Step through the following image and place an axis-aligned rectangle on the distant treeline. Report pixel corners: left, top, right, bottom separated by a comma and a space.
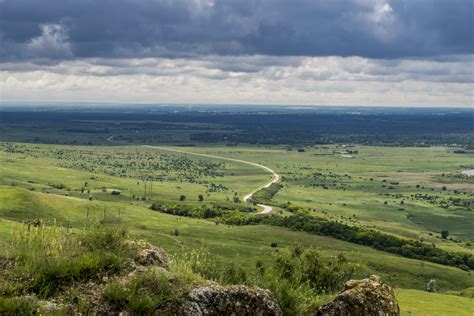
150, 203, 255, 219
252, 214, 473, 271
150, 203, 473, 271
2, 110, 473, 147
192, 132, 474, 147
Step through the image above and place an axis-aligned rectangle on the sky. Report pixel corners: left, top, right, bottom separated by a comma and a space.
0, 0, 473, 107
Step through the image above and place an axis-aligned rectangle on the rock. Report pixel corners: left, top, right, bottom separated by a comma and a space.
128, 240, 169, 269
183, 285, 282, 316
38, 300, 65, 314
426, 279, 437, 292
317, 275, 399, 316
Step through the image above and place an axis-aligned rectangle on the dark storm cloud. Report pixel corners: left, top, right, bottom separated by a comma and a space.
0, 0, 472, 62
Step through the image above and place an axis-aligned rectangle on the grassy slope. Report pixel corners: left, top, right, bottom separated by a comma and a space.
0, 145, 270, 208
0, 185, 472, 293
0, 143, 473, 313
395, 289, 474, 316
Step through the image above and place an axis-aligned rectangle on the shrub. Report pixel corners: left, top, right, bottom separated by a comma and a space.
459, 287, 474, 298
104, 268, 184, 313
0, 297, 39, 315
271, 247, 356, 294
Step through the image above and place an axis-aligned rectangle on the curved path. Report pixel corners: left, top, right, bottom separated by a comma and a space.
142, 145, 280, 214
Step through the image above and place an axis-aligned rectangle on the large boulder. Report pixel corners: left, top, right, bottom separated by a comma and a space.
317, 275, 399, 316
183, 285, 282, 316
128, 240, 169, 269
136, 246, 169, 268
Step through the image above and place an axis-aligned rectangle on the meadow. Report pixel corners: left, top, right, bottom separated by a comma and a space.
0, 142, 473, 314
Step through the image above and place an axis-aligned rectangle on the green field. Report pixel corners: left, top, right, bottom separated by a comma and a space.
396, 289, 474, 316
1, 142, 473, 314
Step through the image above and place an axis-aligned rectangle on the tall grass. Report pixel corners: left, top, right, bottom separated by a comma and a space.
104, 267, 186, 314
170, 244, 359, 314
4, 221, 129, 298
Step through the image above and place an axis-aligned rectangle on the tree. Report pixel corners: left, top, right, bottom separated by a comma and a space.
441, 230, 449, 239
198, 194, 204, 202
179, 195, 186, 201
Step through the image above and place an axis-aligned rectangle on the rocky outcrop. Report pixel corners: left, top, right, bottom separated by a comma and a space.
183, 285, 282, 316
128, 240, 169, 269
317, 275, 399, 316
136, 246, 169, 268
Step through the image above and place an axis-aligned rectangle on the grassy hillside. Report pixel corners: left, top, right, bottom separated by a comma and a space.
396, 289, 474, 316
0, 185, 472, 291
0, 142, 473, 314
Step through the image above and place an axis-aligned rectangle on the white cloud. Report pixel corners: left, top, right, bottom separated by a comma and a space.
0, 55, 472, 107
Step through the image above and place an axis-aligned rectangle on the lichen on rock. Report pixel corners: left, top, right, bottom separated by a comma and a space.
128, 240, 169, 269
183, 285, 282, 316
317, 275, 399, 316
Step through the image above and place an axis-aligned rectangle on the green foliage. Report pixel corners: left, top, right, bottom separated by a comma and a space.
5, 223, 129, 298
251, 183, 283, 203
0, 296, 39, 315
104, 268, 185, 313
270, 247, 357, 294
459, 287, 474, 298
220, 213, 474, 270
251, 247, 358, 314
150, 202, 255, 219
171, 245, 356, 314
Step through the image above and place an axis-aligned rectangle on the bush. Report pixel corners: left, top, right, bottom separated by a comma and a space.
104, 268, 185, 313
459, 287, 474, 298
172, 245, 356, 315
0, 297, 39, 315
272, 247, 356, 294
